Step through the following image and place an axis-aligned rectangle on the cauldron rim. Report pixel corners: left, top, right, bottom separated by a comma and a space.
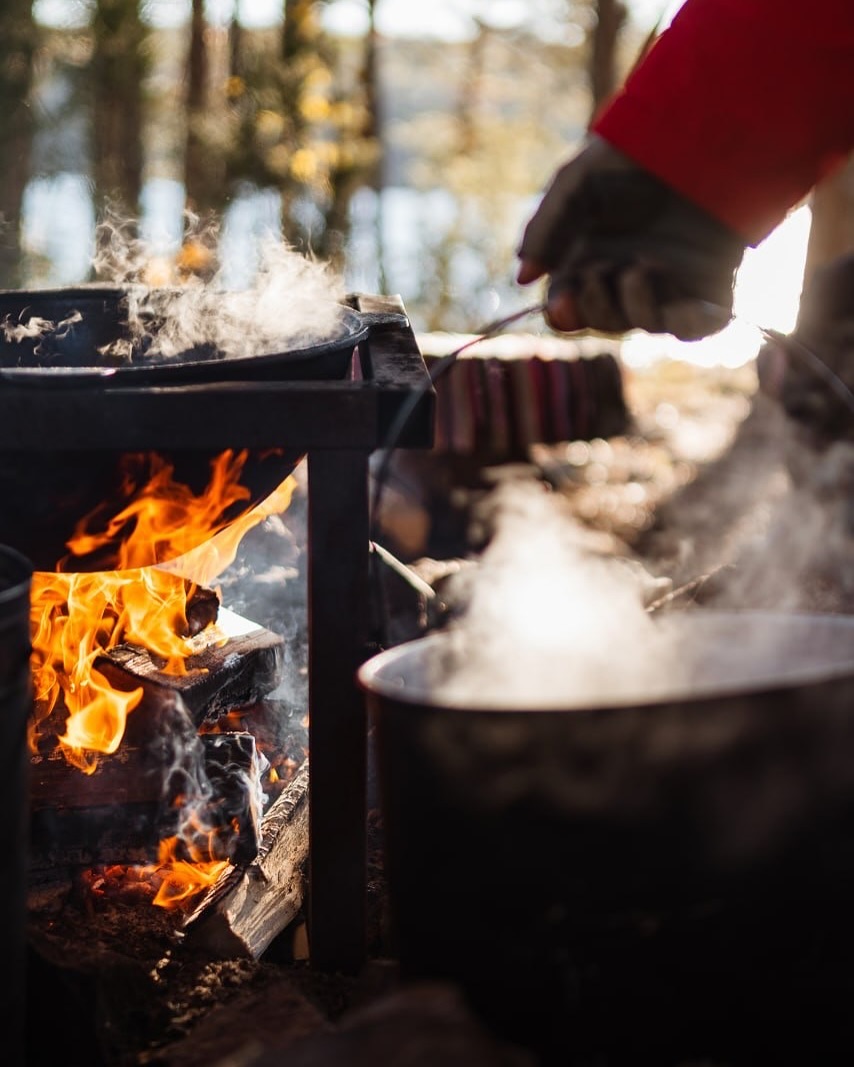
358, 609, 854, 713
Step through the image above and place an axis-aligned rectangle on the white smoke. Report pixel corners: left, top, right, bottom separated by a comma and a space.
431, 480, 690, 708
92, 211, 347, 361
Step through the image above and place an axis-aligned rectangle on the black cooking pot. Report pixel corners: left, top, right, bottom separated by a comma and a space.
359, 611, 854, 1065
0, 285, 391, 572
0, 284, 378, 384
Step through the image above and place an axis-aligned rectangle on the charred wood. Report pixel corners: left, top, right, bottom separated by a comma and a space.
185, 583, 221, 635
100, 625, 285, 727
181, 760, 310, 959
200, 733, 265, 867
30, 689, 264, 873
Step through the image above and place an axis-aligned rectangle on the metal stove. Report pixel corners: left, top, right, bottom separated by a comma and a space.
0, 292, 434, 974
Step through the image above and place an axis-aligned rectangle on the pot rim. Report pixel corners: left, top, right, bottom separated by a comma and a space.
0, 292, 379, 385
357, 609, 854, 713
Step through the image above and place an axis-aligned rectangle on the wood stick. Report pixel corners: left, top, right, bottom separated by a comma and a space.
100, 626, 284, 727
181, 760, 310, 959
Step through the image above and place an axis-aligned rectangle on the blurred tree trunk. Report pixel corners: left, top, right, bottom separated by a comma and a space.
421, 19, 489, 330
229, 11, 244, 80
363, 0, 383, 252
185, 0, 214, 214
279, 0, 312, 239
0, 0, 37, 288
802, 154, 854, 287
589, 0, 627, 119
91, 0, 148, 223
317, 0, 383, 274
275, 0, 370, 267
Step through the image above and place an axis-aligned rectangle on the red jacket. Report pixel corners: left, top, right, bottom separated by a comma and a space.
592, 0, 854, 245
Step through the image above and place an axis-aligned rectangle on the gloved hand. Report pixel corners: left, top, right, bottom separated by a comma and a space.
517, 134, 748, 341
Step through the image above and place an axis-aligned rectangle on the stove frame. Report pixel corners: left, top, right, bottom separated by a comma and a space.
0, 292, 434, 974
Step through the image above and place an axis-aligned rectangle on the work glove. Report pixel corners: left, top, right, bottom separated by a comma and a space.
517, 134, 747, 341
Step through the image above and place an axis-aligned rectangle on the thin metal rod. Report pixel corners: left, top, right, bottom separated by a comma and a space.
367, 301, 546, 647
369, 301, 547, 538
698, 301, 854, 417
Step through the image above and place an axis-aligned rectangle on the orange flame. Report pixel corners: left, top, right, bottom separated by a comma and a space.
29, 449, 298, 775
64, 450, 257, 571
148, 835, 230, 910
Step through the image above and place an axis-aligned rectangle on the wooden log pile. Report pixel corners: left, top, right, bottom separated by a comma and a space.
29, 613, 286, 874
28, 586, 311, 959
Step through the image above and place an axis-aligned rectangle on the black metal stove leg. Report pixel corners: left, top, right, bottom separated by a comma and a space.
306, 448, 371, 973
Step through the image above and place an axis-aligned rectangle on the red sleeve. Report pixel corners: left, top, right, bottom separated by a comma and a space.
591, 0, 854, 245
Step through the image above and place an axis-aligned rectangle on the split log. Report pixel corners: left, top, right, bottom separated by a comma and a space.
100, 624, 285, 728
181, 759, 310, 959
29, 688, 265, 873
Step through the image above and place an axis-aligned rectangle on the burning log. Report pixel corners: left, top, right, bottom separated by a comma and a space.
201, 733, 265, 868
181, 760, 310, 959
29, 618, 287, 874
29, 688, 267, 873
98, 614, 285, 727
185, 583, 220, 634
31, 689, 208, 871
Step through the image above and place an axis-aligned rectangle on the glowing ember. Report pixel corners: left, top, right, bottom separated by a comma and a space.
81, 848, 230, 911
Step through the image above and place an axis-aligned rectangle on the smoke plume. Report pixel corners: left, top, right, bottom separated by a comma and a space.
431, 480, 690, 708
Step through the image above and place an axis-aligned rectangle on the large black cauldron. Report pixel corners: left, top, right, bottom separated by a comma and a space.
0, 285, 388, 571
360, 611, 854, 1066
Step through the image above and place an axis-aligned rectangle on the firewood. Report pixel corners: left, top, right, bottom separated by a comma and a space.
29, 689, 264, 872
181, 759, 310, 959
100, 625, 284, 727
200, 733, 264, 867
185, 584, 220, 635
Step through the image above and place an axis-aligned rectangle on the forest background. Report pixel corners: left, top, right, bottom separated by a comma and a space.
0, 0, 851, 351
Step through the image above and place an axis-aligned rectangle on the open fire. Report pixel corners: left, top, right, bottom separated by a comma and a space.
8, 278, 433, 1053
28, 448, 305, 910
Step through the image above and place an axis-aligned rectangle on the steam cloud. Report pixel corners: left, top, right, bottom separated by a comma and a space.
2, 311, 81, 344
1, 213, 349, 364
431, 480, 691, 708
93, 213, 348, 361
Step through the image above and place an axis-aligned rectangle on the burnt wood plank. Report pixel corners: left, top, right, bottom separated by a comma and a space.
181, 760, 310, 959
99, 626, 285, 726
30, 689, 199, 810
